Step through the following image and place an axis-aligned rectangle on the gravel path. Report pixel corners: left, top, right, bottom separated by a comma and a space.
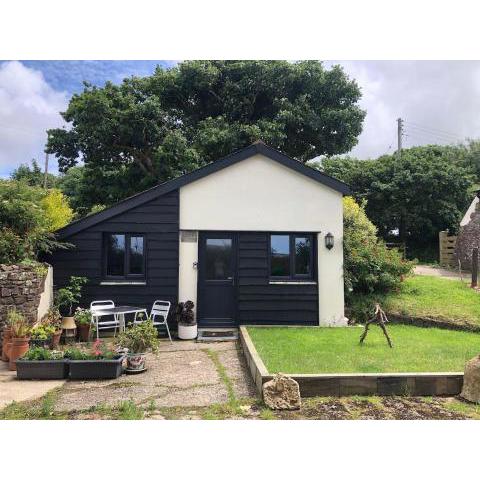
414, 265, 463, 280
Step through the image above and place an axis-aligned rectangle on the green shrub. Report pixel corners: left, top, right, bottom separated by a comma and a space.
22, 347, 62, 361
30, 325, 56, 340
116, 321, 159, 354
343, 197, 414, 303
0, 180, 72, 264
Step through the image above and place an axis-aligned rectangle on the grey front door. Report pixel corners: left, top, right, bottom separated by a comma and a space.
197, 232, 237, 327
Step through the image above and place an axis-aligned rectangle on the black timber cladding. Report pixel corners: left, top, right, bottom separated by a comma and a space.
47, 190, 179, 315
237, 232, 318, 325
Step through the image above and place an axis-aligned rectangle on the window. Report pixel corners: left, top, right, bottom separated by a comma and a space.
270, 234, 314, 280
104, 234, 145, 279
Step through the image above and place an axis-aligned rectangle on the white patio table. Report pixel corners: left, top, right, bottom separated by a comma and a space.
92, 306, 148, 339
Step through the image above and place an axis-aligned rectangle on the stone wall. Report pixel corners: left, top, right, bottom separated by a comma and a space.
454, 199, 480, 271
0, 263, 51, 354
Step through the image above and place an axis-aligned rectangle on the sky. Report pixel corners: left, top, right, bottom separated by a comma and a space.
1, 60, 480, 177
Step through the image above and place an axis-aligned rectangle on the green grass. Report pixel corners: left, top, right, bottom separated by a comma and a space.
247, 325, 480, 373
351, 275, 480, 328
382, 275, 480, 327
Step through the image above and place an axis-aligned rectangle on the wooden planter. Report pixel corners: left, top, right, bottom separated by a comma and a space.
16, 359, 69, 380
68, 355, 125, 380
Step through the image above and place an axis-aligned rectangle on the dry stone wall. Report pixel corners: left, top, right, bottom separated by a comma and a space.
0, 263, 49, 354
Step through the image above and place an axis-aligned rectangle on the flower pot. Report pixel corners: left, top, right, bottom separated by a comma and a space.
1, 327, 12, 362
8, 337, 30, 371
16, 359, 69, 380
77, 323, 91, 343
5, 341, 12, 362
126, 353, 146, 373
29, 338, 52, 349
51, 330, 62, 349
178, 323, 197, 340
68, 355, 125, 380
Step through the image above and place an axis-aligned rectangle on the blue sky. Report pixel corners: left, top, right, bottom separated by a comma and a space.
1, 60, 480, 178
0, 60, 174, 177
20, 60, 175, 94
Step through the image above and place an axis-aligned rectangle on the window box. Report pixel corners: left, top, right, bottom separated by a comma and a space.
16, 359, 69, 380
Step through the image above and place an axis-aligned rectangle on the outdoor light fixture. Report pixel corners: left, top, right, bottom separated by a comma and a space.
325, 232, 334, 250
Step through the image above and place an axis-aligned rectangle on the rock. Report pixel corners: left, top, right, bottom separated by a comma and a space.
461, 355, 480, 403
263, 373, 301, 410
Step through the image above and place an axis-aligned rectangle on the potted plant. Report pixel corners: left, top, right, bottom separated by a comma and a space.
64, 340, 125, 379
116, 320, 159, 373
8, 309, 31, 371
29, 324, 56, 349
16, 347, 68, 380
44, 307, 63, 348
55, 276, 87, 343
74, 307, 92, 342
176, 301, 197, 340
1, 316, 14, 362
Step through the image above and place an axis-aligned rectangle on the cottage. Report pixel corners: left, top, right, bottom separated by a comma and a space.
49, 142, 350, 328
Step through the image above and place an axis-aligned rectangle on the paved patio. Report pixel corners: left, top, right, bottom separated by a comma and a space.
53, 340, 256, 413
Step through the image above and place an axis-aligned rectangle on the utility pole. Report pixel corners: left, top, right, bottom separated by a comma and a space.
397, 117, 404, 158
43, 152, 49, 189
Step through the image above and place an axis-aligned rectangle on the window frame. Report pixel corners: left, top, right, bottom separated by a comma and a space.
268, 233, 315, 281
103, 233, 146, 281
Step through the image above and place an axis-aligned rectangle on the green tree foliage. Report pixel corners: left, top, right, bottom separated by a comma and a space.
343, 197, 413, 302
11, 159, 56, 188
322, 145, 475, 259
0, 180, 71, 264
46, 61, 365, 209
41, 189, 74, 231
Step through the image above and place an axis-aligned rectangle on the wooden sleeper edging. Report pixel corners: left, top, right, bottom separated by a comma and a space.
239, 326, 464, 397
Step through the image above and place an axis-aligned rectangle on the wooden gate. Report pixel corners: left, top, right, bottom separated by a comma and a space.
439, 231, 457, 267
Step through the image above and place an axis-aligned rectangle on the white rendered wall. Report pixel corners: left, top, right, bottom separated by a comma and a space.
37, 266, 53, 321
179, 153, 346, 326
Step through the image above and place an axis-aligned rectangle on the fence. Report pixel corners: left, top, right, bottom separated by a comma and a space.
439, 231, 457, 267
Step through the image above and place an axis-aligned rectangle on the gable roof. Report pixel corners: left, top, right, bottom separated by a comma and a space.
56, 142, 350, 239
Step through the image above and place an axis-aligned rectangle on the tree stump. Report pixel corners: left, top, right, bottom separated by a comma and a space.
359, 304, 393, 348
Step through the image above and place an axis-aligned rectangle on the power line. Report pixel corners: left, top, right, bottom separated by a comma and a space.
403, 121, 465, 141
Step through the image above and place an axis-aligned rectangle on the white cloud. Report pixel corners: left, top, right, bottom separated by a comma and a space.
0, 61, 67, 176
326, 61, 480, 159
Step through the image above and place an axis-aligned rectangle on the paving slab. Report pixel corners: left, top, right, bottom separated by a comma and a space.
52, 340, 254, 413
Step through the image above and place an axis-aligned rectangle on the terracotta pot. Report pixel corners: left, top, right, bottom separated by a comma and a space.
2, 327, 12, 362
9, 337, 30, 371
5, 341, 12, 362
51, 330, 62, 349
77, 323, 91, 343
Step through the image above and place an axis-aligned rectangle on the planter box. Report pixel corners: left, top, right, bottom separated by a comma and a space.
68, 355, 125, 380
16, 359, 69, 380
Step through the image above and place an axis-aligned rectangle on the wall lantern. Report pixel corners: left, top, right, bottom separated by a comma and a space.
325, 232, 334, 250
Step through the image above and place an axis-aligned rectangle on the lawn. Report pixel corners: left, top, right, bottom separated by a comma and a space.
352, 275, 480, 329
247, 325, 480, 373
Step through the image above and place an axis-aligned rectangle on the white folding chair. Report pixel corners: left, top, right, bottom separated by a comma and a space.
90, 300, 120, 339
135, 300, 172, 343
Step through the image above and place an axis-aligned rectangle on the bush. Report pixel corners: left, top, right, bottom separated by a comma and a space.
343, 197, 414, 303
0, 180, 72, 264
116, 321, 159, 354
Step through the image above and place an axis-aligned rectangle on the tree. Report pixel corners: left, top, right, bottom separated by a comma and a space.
322, 145, 474, 259
11, 159, 56, 188
46, 61, 365, 208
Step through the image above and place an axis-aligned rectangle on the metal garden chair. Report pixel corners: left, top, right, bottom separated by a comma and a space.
134, 300, 172, 343
90, 300, 120, 339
